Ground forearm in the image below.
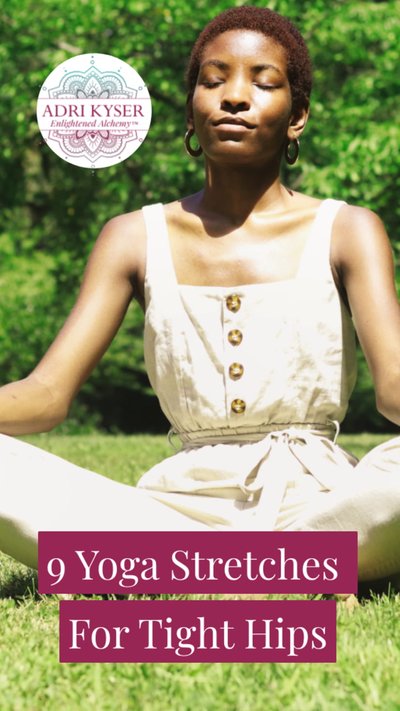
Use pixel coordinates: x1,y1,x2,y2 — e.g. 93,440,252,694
0,373,67,435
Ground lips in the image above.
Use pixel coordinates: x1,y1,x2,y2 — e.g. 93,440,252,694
213,117,256,128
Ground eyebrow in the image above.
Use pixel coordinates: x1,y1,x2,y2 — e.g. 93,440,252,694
200,60,283,76
252,63,283,75
200,60,229,70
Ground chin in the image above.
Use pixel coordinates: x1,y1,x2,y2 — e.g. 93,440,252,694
205,143,270,166
207,139,253,155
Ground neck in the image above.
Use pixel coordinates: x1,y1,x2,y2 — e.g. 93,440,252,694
198,158,291,223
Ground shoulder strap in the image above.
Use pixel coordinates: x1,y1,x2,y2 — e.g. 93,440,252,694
297,199,346,279
142,203,177,289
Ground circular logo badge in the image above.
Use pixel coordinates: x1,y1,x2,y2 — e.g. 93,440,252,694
37,53,152,169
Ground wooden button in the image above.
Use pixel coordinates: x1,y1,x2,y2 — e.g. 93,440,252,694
227,329,243,346
231,398,246,414
226,294,241,312
229,363,244,380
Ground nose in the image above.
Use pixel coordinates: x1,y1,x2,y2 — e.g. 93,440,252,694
220,75,251,113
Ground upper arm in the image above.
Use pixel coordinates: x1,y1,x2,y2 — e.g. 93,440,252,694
332,204,400,399
31,209,147,412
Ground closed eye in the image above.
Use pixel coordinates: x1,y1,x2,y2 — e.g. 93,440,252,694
255,84,277,90
202,81,223,88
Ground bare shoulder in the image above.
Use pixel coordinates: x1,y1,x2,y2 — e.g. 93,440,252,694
97,209,146,258
91,208,147,282
332,203,392,274
334,203,387,235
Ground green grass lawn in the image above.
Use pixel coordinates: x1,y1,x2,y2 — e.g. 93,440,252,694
0,433,399,711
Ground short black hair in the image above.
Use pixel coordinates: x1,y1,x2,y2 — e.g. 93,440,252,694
185,6,312,115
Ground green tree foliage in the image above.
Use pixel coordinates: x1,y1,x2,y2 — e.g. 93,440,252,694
0,0,399,431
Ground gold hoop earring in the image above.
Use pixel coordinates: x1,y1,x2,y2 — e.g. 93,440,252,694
285,138,300,165
184,129,202,158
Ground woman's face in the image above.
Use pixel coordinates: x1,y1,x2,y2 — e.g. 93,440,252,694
189,30,304,166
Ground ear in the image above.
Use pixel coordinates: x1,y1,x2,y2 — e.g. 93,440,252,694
287,104,309,142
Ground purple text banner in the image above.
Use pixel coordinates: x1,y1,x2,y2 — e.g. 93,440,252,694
59,599,336,663
39,531,357,594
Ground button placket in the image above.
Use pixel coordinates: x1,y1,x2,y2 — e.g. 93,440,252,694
225,293,246,415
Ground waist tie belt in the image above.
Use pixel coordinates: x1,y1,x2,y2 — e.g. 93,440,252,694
168,421,357,530
169,421,339,447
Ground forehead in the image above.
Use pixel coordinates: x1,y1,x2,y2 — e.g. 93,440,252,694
200,30,288,72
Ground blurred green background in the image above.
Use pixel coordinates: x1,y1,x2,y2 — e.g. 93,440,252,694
0,0,399,433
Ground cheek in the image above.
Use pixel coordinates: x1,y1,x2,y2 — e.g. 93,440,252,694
191,90,209,123
191,104,213,137
256,93,292,124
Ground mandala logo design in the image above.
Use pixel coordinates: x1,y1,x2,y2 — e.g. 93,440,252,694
37,53,152,169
